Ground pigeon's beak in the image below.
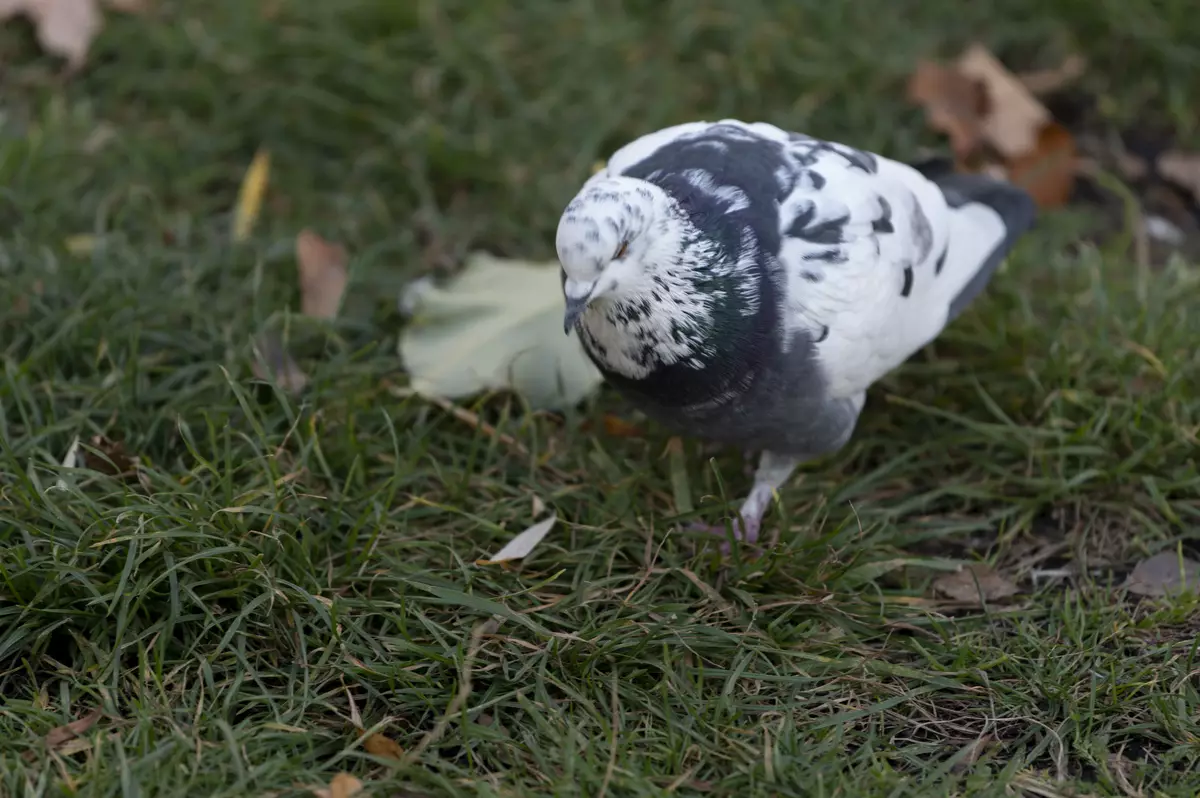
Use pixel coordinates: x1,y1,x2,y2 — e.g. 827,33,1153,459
562,279,595,333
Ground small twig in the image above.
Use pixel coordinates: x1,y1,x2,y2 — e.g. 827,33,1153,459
401,618,497,766
418,390,529,456
387,383,575,479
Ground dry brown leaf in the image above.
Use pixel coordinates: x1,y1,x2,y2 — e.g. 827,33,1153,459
956,44,1051,159
580,413,645,438
1124,551,1200,597
0,0,147,70
0,0,101,69
602,414,645,438
44,707,102,749
1017,54,1087,95
363,732,404,761
296,229,348,320
1006,122,1077,208
252,331,309,394
81,434,140,477
933,563,1018,604
1157,151,1200,203
310,772,364,798
907,60,987,159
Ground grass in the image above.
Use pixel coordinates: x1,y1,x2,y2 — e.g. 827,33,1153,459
1,0,1200,795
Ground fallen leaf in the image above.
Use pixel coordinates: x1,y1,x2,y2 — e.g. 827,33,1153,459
1017,54,1087,95
950,735,995,774
1157,151,1200,203
0,0,142,69
295,229,349,319
1144,215,1185,246
933,563,1018,604
345,688,362,730
232,148,271,242
476,512,557,566
956,43,1051,159
907,60,987,159
81,434,140,477
55,435,82,491
1124,551,1200,597
601,414,645,438
310,772,363,798
44,707,102,749
397,252,603,410
397,275,435,318
64,233,98,256
1005,122,1077,207
252,331,309,394
363,732,404,761
0,0,101,69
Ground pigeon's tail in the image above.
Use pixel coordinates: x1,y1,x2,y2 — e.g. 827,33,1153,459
924,171,1037,321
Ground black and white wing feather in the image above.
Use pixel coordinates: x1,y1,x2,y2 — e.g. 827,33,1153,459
591,119,1036,400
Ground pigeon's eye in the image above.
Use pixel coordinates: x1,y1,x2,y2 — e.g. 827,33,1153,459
613,241,629,260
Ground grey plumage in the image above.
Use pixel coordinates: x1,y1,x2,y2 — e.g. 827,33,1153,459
556,119,1036,547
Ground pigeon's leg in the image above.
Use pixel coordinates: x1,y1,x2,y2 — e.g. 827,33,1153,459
690,450,802,549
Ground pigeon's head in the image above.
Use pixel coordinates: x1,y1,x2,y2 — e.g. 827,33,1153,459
555,176,681,333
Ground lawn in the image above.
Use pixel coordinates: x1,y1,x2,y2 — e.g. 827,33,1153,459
2,0,1200,796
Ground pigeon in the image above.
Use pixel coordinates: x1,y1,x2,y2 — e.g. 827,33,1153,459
555,119,1036,548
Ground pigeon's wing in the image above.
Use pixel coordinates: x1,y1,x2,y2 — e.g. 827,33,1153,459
594,119,1035,399
759,126,1036,399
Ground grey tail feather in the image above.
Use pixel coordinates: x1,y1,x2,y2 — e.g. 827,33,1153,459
917,168,1038,320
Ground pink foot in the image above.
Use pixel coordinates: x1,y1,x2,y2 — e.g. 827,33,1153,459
687,517,762,556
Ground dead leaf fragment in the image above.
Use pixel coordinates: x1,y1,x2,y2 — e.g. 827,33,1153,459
232,148,271,242
0,0,143,70
1017,54,1087,95
476,513,557,566
907,60,987,159
933,563,1018,604
581,413,645,438
1124,551,1200,597
950,735,995,774
1006,122,1077,207
956,44,1051,159
12,0,101,69
310,772,363,798
81,435,140,477
601,414,645,438
44,707,102,749
296,229,349,320
252,331,309,394
1157,151,1200,203
363,732,404,761
908,45,1074,208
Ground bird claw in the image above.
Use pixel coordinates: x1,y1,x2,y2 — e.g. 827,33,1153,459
686,517,763,556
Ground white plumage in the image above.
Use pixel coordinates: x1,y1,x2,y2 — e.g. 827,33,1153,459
558,118,1035,548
